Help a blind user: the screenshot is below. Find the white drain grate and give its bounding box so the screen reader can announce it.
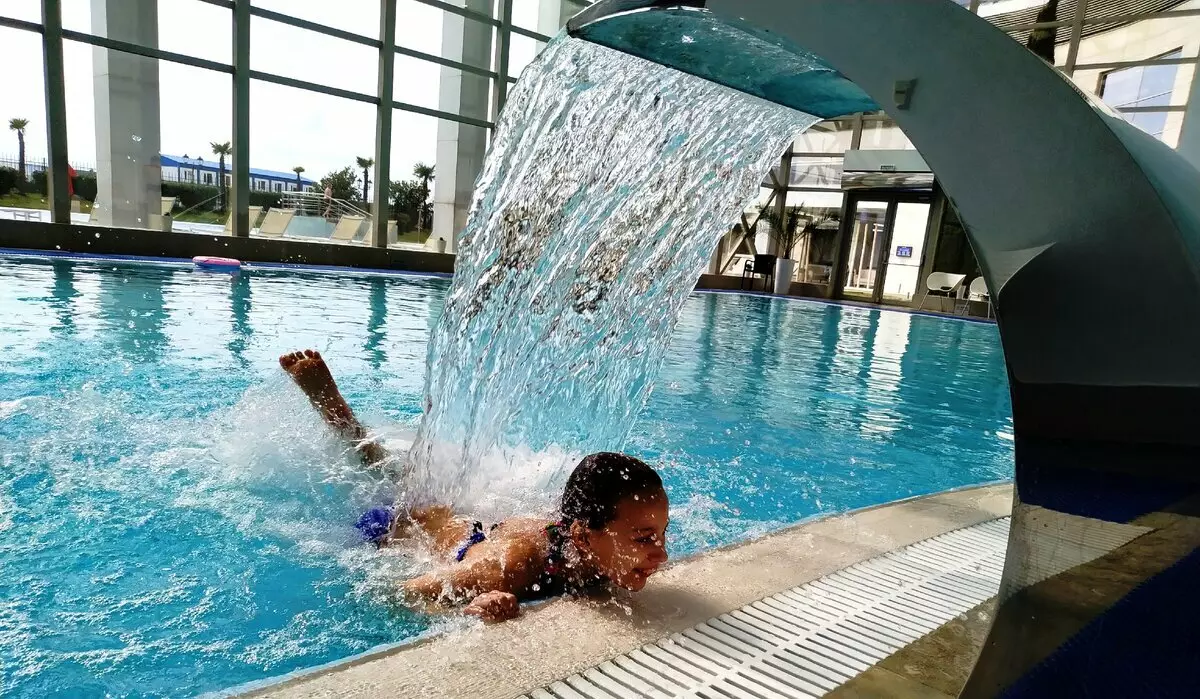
[519,517,1012,699]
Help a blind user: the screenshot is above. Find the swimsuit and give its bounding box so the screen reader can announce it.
[355,506,394,544]
[454,521,492,561]
[354,506,491,559]
[354,510,601,597]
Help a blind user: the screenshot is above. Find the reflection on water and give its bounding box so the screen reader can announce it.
[639,294,1012,552]
[0,257,1011,697]
[229,272,253,367]
[365,276,388,371]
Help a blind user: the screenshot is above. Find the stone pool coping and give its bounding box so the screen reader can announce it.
[227,482,1013,699]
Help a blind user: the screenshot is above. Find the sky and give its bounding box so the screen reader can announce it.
[0,0,548,186]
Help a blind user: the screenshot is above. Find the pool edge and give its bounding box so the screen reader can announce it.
[218,480,1014,699]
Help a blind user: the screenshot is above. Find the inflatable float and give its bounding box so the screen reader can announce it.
[192,256,242,272]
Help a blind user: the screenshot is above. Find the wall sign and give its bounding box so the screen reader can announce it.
[896,245,913,258]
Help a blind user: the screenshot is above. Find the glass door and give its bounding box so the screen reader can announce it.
[879,201,932,304]
[841,200,889,301]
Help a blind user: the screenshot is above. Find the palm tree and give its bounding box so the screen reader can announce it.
[356,156,374,202]
[9,118,29,183]
[413,162,434,231]
[292,165,305,192]
[211,141,231,212]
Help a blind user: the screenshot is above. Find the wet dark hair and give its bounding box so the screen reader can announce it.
[560,452,664,530]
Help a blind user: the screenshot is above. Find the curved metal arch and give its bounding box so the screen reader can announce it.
[569,1,1200,696]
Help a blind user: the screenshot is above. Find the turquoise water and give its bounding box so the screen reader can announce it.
[0,255,1013,697]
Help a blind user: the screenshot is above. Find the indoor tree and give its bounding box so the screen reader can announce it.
[763,205,806,261]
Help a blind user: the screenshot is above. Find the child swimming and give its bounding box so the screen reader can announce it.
[279,349,669,622]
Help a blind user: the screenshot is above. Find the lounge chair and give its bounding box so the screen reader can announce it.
[223,206,264,235]
[361,219,400,246]
[148,196,177,232]
[331,214,366,243]
[257,208,296,238]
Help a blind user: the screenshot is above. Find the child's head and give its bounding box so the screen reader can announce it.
[560,452,669,591]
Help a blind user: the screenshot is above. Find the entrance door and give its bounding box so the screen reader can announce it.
[841,200,889,301]
[836,193,933,305]
[879,201,932,304]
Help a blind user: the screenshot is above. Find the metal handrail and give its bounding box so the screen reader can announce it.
[279,191,370,220]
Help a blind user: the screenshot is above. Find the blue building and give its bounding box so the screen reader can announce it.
[159,154,317,193]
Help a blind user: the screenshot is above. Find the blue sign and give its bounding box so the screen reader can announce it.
[896,245,913,258]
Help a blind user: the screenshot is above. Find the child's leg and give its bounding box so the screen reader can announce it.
[280,350,477,556]
[279,349,390,466]
[280,350,477,555]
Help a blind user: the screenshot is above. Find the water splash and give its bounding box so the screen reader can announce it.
[409,37,816,507]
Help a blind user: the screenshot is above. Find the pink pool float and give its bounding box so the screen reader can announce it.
[192,256,242,271]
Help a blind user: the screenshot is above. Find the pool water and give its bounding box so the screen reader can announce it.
[0,256,1013,697]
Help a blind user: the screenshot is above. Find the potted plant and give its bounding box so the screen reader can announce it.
[763,205,808,295]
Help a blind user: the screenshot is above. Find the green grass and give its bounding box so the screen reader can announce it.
[175,209,225,224]
[0,192,90,212]
[395,229,428,245]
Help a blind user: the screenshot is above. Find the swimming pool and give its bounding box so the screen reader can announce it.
[0,254,1013,697]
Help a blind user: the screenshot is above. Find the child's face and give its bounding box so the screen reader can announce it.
[577,488,670,591]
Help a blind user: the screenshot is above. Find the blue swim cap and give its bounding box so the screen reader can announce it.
[355,506,393,544]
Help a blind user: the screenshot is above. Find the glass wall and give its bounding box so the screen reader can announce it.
[4,1,1198,250]
[0,0,566,246]
[0,23,48,221]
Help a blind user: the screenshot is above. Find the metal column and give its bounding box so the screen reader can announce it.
[372,0,397,248]
[41,0,71,224]
[493,0,513,120]
[230,0,251,237]
[1063,0,1090,75]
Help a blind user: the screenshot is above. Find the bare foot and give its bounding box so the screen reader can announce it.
[279,349,354,429]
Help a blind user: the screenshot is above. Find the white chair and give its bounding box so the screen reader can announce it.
[965,276,992,318]
[915,272,967,312]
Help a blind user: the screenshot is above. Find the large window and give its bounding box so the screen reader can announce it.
[7,0,1197,248]
[1,0,564,244]
[1100,49,1183,140]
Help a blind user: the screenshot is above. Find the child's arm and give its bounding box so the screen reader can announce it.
[400,539,542,621]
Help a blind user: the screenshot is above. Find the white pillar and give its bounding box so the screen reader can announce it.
[538,0,577,38]
[91,0,162,230]
[428,0,577,254]
[429,0,493,254]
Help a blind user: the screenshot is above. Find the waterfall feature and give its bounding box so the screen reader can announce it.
[408,36,816,514]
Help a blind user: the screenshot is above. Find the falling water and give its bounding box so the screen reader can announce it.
[408,37,817,512]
